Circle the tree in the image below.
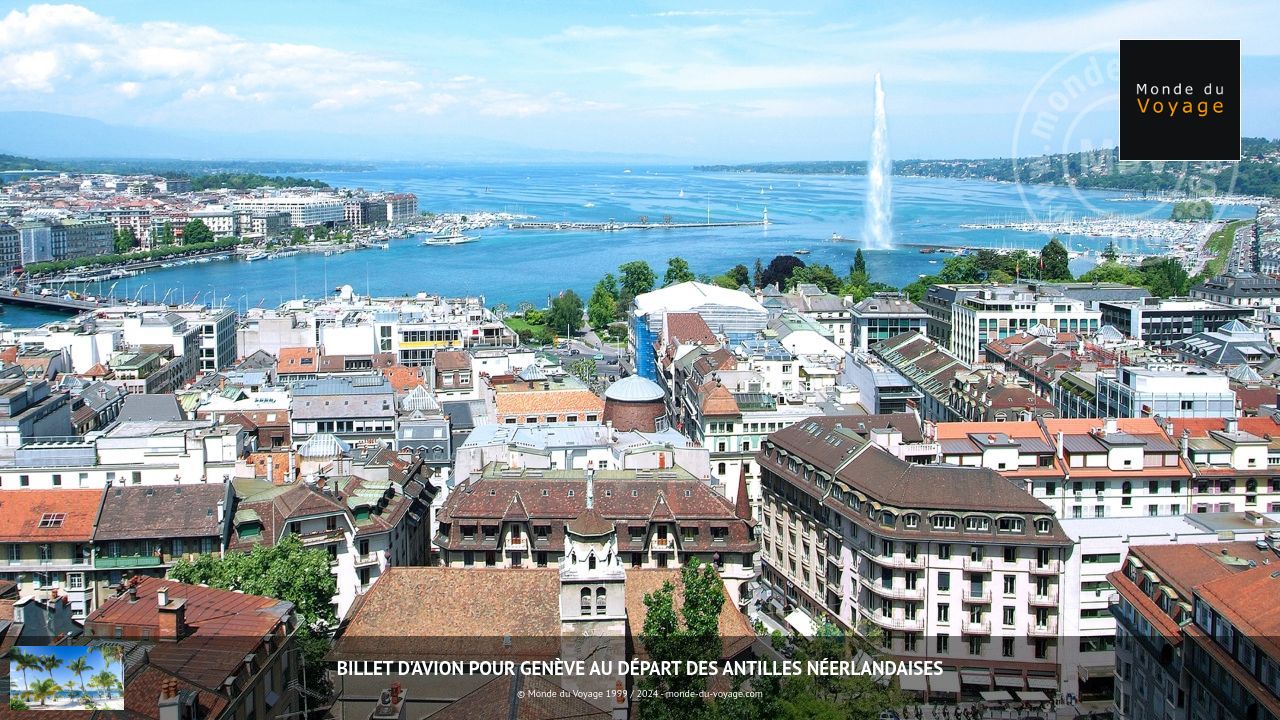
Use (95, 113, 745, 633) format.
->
(113, 228, 136, 254)
(853, 249, 867, 276)
(619, 260, 657, 298)
(789, 263, 842, 293)
(752, 258, 764, 288)
(89, 671, 119, 700)
(290, 227, 307, 245)
(492, 302, 509, 319)
(726, 263, 750, 288)
(545, 289, 585, 337)
(314, 225, 330, 241)
(1039, 238, 1072, 281)
(182, 219, 214, 246)
(98, 645, 123, 678)
(67, 656, 90, 695)
(10, 697, 29, 711)
(12, 649, 40, 692)
(663, 256, 696, 286)
(637, 558, 725, 720)
(588, 276, 619, 330)
(169, 534, 338, 700)
(158, 222, 176, 246)
(1078, 261, 1142, 285)
(1140, 257, 1191, 297)
(758, 255, 806, 290)
(26, 678, 60, 707)
(567, 357, 597, 385)
(1102, 240, 1119, 262)
(769, 623, 906, 719)
(40, 653, 62, 682)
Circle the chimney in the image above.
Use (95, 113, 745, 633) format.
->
(128, 585, 138, 603)
(216, 498, 225, 524)
(158, 679, 184, 720)
(585, 463, 595, 509)
(1103, 418, 1118, 435)
(157, 586, 168, 607)
(370, 683, 408, 720)
(1180, 429, 1190, 459)
(1225, 417, 1239, 434)
(1055, 431, 1064, 460)
(158, 595, 187, 642)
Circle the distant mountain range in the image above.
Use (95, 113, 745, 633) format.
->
(0, 111, 676, 166)
(696, 138, 1280, 197)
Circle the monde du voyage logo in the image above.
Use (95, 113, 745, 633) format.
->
(1120, 40, 1240, 162)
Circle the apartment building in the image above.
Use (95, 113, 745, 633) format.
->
(384, 193, 419, 223)
(1059, 365, 1240, 420)
(759, 416, 1073, 698)
(0, 365, 74, 462)
(1109, 541, 1280, 720)
(1191, 270, 1280, 317)
(433, 464, 759, 605)
(950, 285, 1101, 364)
(0, 222, 21, 272)
(1169, 416, 1280, 514)
(230, 195, 345, 227)
(773, 283, 855, 351)
(0, 488, 100, 617)
(1099, 297, 1252, 346)
(872, 331, 970, 422)
(850, 293, 929, 352)
(289, 376, 397, 446)
(83, 577, 301, 720)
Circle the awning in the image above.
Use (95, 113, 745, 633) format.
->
(980, 690, 1014, 702)
(784, 609, 816, 638)
(960, 670, 989, 686)
(1027, 676, 1060, 689)
(1017, 691, 1050, 702)
(994, 675, 1023, 687)
(930, 671, 961, 694)
(899, 673, 928, 692)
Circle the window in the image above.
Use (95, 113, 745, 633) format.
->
(37, 513, 65, 528)
(51, 474, 61, 487)
(997, 517, 1024, 533)
(936, 635, 949, 654)
(937, 604, 950, 622)
(1003, 607, 1015, 626)
(963, 516, 989, 532)
(1003, 546, 1017, 563)
(937, 572, 950, 592)
(19, 474, 29, 487)
(595, 588, 607, 615)
(580, 588, 592, 616)
(1002, 575, 1016, 595)
(938, 544, 951, 560)
(1002, 637, 1015, 657)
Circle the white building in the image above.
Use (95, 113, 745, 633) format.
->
(951, 286, 1101, 363)
(1094, 365, 1237, 419)
(231, 196, 345, 227)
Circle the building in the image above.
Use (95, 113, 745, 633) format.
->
(433, 463, 758, 605)
(431, 349, 474, 398)
(0, 488, 100, 617)
(838, 351, 924, 415)
(187, 207, 240, 238)
(16, 216, 113, 264)
(758, 416, 1074, 698)
(95, 206, 154, 245)
(91, 483, 230, 607)
(0, 222, 21, 272)
(1169, 416, 1280, 514)
(384, 193, 418, 223)
(1174, 319, 1278, 371)
(1108, 541, 1280, 720)
(1098, 297, 1252, 346)
(602, 375, 667, 432)
(871, 331, 970, 422)
(242, 210, 291, 239)
(290, 376, 397, 446)
(950, 285, 1101, 364)
(82, 576, 301, 720)
(850, 293, 929, 352)
(774, 284, 855, 351)
(488, 369, 604, 426)
(630, 282, 769, 381)
(228, 444, 436, 618)
(1191, 270, 1280, 317)
(1093, 365, 1238, 419)
(230, 195, 345, 227)
(0, 365, 74, 463)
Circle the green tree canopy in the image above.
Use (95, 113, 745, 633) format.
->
(588, 275, 619, 329)
(789, 262, 842, 293)
(664, 256, 696, 286)
(759, 255, 806, 290)
(545, 289, 585, 336)
(113, 228, 137, 254)
(619, 260, 656, 298)
(853, 249, 867, 276)
(181, 218, 214, 246)
(637, 559, 725, 720)
(1039, 238, 1072, 281)
(725, 263, 750, 288)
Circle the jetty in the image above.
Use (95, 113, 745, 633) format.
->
(508, 211, 770, 233)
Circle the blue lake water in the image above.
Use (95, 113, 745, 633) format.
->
(4, 165, 1255, 327)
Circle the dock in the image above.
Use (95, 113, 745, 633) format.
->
(508, 212, 769, 233)
(0, 289, 105, 312)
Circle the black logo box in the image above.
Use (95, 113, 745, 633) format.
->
(1119, 39, 1240, 162)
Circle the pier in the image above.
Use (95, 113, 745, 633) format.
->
(508, 212, 769, 233)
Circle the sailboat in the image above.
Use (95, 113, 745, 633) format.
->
(679, 189, 685, 198)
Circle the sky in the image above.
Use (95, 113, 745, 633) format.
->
(0, 1, 1278, 162)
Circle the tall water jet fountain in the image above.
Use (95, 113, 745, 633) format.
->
(863, 73, 893, 250)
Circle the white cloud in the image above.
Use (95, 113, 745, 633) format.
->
(115, 81, 140, 98)
(0, 50, 60, 91)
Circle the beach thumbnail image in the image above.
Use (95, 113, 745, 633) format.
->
(7, 645, 124, 711)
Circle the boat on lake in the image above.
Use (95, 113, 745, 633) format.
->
(424, 229, 479, 246)
(243, 250, 268, 262)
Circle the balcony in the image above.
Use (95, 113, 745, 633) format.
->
(862, 549, 924, 569)
(1029, 593, 1059, 607)
(6, 558, 93, 570)
(1030, 560, 1062, 575)
(506, 536, 527, 550)
(869, 613, 924, 631)
(963, 557, 993, 571)
(353, 552, 381, 567)
(961, 619, 992, 634)
(95, 555, 164, 569)
(1028, 618, 1059, 636)
(651, 537, 675, 552)
(864, 580, 925, 601)
(299, 529, 346, 547)
(962, 588, 992, 603)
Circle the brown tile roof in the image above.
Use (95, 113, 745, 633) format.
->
(665, 312, 718, 346)
(380, 365, 425, 393)
(125, 663, 230, 720)
(83, 362, 113, 378)
(1129, 542, 1269, 600)
(698, 381, 739, 416)
(94, 484, 226, 542)
(433, 350, 472, 371)
(567, 507, 614, 536)
(333, 567, 564, 661)
(1169, 416, 1280, 438)
(245, 451, 296, 485)
(1194, 564, 1280, 660)
(495, 390, 604, 418)
(276, 347, 317, 374)
(0, 489, 102, 542)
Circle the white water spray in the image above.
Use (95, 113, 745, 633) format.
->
(863, 73, 893, 250)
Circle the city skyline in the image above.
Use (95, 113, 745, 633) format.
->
(1, 1, 1279, 162)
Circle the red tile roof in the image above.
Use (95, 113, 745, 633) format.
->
(380, 365, 425, 394)
(433, 350, 472, 371)
(0, 489, 102, 542)
(665, 312, 718, 346)
(1169, 416, 1280, 438)
(276, 347, 317, 374)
